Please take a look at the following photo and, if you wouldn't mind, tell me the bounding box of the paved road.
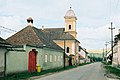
[34,62,106,80]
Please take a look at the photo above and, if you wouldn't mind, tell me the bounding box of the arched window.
[66,47,70,53]
[69,25,72,29]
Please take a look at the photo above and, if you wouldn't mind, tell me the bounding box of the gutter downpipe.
[4,50,9,78]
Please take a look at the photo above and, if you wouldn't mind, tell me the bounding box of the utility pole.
[63,39,65,69]
[109,22,115,64]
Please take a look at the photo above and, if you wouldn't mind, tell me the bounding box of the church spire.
[64,7,77,38]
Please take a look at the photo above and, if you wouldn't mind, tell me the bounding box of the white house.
[0,37,10,77]
[113,29,120,67]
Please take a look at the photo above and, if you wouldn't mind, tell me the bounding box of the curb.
[29,73,53,80]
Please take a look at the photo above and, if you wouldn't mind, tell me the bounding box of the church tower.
[64,6,77,38]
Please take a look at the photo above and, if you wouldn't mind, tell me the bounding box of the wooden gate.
[28,49,37,72]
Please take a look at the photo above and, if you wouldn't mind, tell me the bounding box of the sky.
[0,0,120,50]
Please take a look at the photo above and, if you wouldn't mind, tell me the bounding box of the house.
[0,37,10,76]
[40,7,80,66]
[78,47,89,63]
[113,29,120,67]
[6,18,64,74]
[5,6,81,74]
[78,54,85,63]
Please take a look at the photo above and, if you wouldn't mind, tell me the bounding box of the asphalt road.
[35,62,106,80]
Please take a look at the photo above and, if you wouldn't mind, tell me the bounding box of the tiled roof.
[0,37,8,44]
[6,26,63,50]
[78,54,85,59]
[33,27,63,50]
[0,37,10,47]
[40,28,76,40]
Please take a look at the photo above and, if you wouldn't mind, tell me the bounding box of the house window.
[58,56,60,61]
[54,55,57,61]
[66,47,70,53]
[45,55,47,62]
[61,56,63,59]
[69,25,72,29]
[50,55,52,62]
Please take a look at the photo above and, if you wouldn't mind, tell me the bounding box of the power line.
[0,26,17,32]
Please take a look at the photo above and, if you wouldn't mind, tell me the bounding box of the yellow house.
[41,7,80,66]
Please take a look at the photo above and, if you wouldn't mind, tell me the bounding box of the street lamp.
[108,22,115,64]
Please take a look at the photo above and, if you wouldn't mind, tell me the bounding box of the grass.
[102,62,120,77]
[102,61,111,65]
[104,66,120,77]
[0,62,91,80]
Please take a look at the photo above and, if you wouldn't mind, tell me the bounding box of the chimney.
[42,25,44,30]
[27,17,33,26]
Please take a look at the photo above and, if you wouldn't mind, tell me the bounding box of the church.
[41,7,81,66]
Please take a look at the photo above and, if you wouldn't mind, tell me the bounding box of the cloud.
[0,0,120,50]
[0,16,24,39]
[77,24,111,49]
[0,0,7,8]
[1,0,69,20]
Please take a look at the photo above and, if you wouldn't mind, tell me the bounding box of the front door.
[28,49,37,72]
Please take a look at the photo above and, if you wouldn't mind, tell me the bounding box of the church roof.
[40,28,80,42]
[64,8,77,19]
[6,26,63,50]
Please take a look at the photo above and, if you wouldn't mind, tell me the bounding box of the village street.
[34,62,106,80]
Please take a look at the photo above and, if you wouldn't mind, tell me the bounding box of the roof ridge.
[40,28,65,30]
[6,26,30,41]
[31,27,44,45]
[6,26,43,45]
